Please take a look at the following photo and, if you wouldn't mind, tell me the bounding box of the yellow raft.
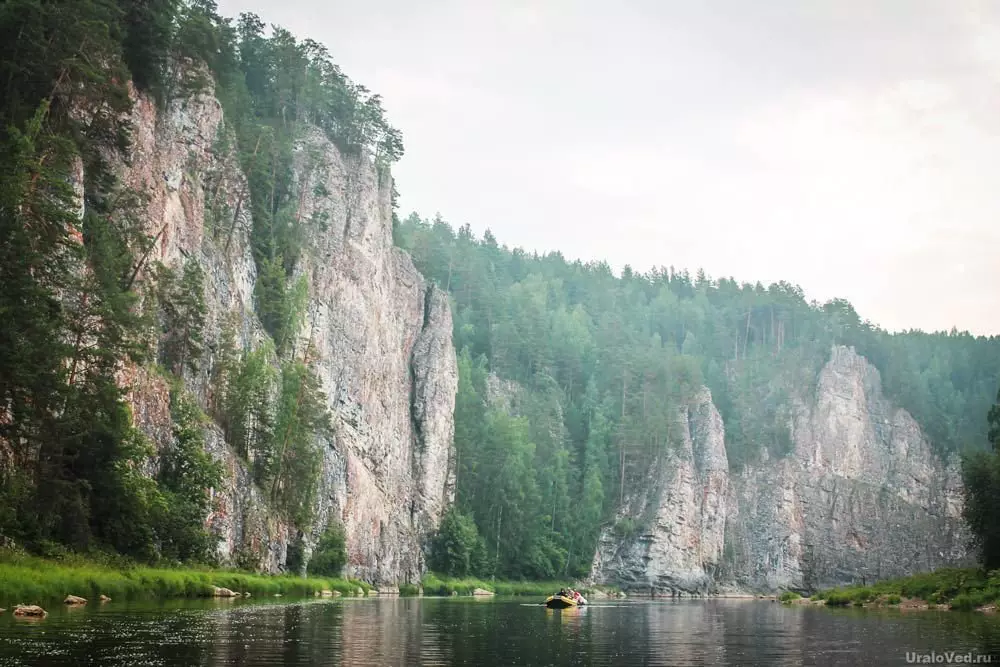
[544,595,579,609]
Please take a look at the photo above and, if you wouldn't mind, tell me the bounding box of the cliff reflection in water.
[3,597,1000,666]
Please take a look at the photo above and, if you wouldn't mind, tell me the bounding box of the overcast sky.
[218,0,1000,335]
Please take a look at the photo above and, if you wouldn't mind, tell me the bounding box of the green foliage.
[156,259,207,376]
[398,583,420,596]
[818,568,995,608]
[428,507,488,577]
[308,524,347,577]
[824,591,853,607]
[155,391,221,563]
[268,359,328,526]
[779,591,801,603]
[395,213,1000,579]
[963,387,1000,570]
[120,0,181,99]
[0,550,368,606]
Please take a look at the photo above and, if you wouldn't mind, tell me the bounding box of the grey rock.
[590,346,969,594]
[117,70,456,584]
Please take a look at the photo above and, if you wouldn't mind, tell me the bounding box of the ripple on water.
[2,598,1000,665]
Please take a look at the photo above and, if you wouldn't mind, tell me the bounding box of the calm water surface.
[1,596,999,666]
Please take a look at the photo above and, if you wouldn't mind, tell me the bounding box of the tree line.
[0,0,394,569]
[395,214,1000,580]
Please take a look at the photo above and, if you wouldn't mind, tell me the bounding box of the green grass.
[397,583,420,596]
[816,568,1000,611]
[0,551,370,607]
[418,574,582,597]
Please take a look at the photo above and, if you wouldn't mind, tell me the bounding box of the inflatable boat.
[544,594,578,608]
[544,593,587,608]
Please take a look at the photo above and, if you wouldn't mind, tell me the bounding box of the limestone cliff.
[120,77,457,582]
[589,346,968,594]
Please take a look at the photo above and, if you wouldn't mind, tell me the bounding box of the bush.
[824,591,852,607]
[779,591,801,603]
[887,594,901,605]
[427,508,488,577]
[308,525,347,577]
[398,583,420,596]
[950,593,977,611]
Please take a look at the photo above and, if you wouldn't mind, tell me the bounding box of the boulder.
[332,590,342,597]
[273,593,282,597]
[64,595,87,605]
[472,588,495,597]
[99,595,111,603]
[212,587,238,598]
[320,590,334,597]
[243,592,251,598]
[355,588,364,596]
[13,605,47,617]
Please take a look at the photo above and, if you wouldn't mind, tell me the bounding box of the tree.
[963,386,1000,570]
[428,507,487,577]
[308,524,347,577]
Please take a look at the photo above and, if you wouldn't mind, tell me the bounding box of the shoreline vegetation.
[0,552,372,608]
[0,552,618,608]
[782,568,1000,612]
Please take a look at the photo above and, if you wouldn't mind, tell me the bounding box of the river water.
[1,596,999,666]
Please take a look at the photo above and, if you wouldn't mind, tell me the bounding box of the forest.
[398,214,1000,579]
[0,0,391,568]
[0,0,997,583]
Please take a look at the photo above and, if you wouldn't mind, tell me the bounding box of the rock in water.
[320,590,334,597]
[99,595,111,603]
[212,587,238,598]
[63,595,87,605]
[472,588,495,596]
[13,605,47,617]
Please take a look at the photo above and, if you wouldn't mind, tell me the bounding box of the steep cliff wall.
[120,78,457,582]
[589,346,968,594]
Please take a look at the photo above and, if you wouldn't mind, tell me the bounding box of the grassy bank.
[806,568,999,611]
[0,552,371,607]
[412,574,597,597]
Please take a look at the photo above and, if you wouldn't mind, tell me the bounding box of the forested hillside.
[397,214,1000,580]
[0,0,399,565]
[1,0,996,585]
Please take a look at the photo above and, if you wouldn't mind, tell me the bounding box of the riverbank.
[402,574,621,598]
[0,552,371,608]
[788,568,1000,612]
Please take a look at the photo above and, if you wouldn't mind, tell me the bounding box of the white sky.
[218,0,1000,335]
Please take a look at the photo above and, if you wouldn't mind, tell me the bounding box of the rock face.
[589,346,969,594]
[120,75,456,583]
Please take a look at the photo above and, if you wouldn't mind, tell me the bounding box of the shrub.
[824,591,852,607]
[779,591,801,603]
[950,593,976,611]
[887,594,901,605]
[308,525,347,577]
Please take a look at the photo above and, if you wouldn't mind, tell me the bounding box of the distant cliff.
[121,75,457,583]
[589,345,969,594]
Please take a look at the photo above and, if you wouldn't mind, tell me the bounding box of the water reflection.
[2,597,1000,666]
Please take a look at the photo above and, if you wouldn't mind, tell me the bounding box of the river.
[2,596,999,666]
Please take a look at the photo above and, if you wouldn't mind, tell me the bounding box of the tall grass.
[417,573,582,597]
[816,568,1000,611]
[0,551,370,607]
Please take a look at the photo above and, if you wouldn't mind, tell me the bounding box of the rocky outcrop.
[120,73,456,583]
[589,346,969,594]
